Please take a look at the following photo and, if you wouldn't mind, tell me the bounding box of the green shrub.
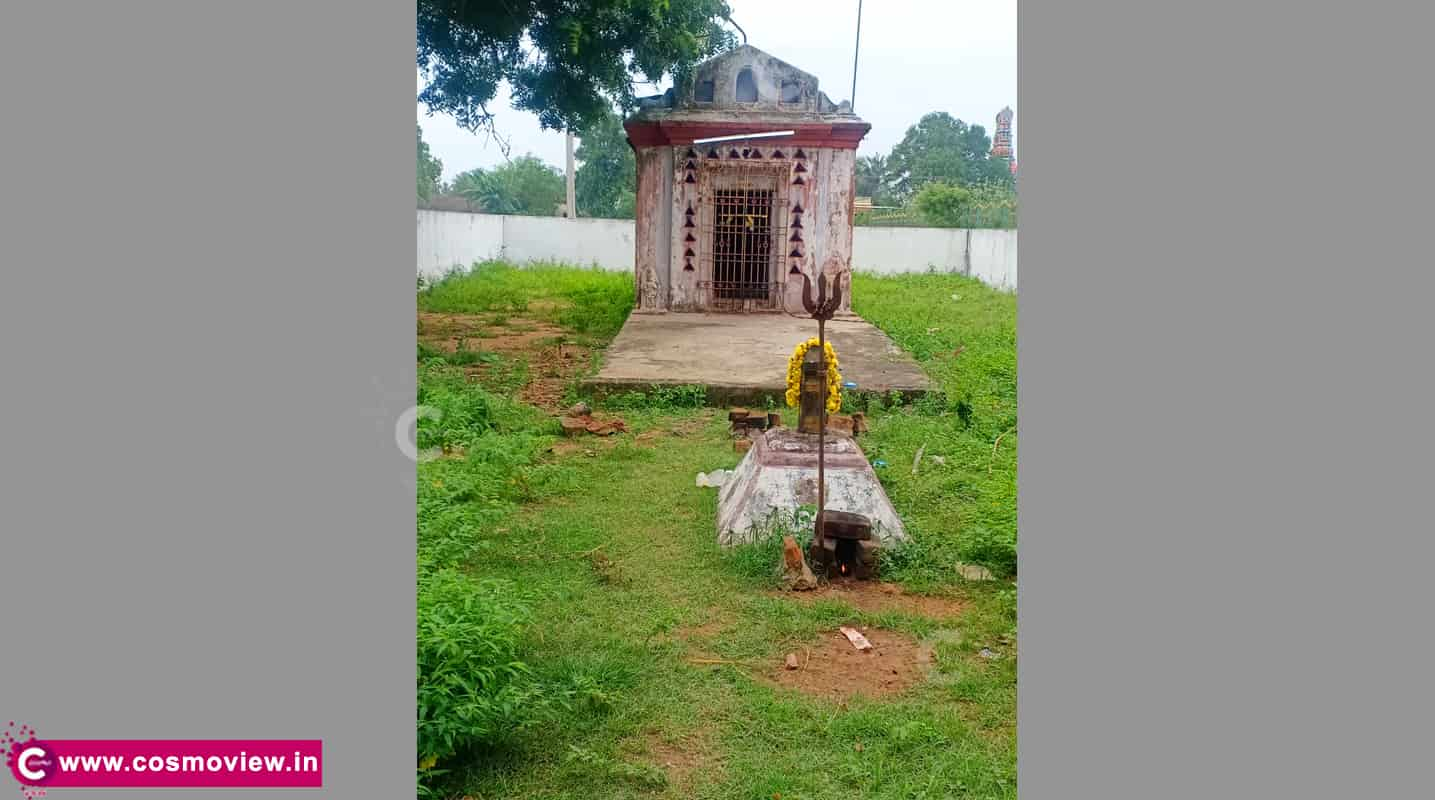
[914,182,974,227]
[416,362,547,453]
[417,571,537,774]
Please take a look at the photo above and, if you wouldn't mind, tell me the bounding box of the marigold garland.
[784,337,842,412]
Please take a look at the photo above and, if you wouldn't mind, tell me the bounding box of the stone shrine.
[624,44,870,315]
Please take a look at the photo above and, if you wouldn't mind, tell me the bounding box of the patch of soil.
[420,312,566,356]
[670,412,721,437]
[418,312,593,411]
[636,730,717,792]
[773,580,968,620]
[770,627,933,701]
[545,435,627,460]
[672,611,730,644]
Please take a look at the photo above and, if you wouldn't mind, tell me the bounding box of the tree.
[452,156,565,215]
[856,154,892,206]
[575,110,636,219]
[886,112,1012,203]
[417,125,443,202]
[417,0,738,142]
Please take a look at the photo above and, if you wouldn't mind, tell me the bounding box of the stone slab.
[584,312,932,404]
[716,428,908,546]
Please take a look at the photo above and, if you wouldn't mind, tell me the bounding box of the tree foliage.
[417,0,737,138]
[886,112,1013,204]
[575,110,636,219]
[417,125,444,201]
[452,156,565,216]
[913,181,1018,229]
[913,183,973,227]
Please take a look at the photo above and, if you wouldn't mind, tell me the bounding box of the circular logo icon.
[10,741,57,786]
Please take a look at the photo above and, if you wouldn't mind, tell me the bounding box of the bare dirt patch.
[419,312,565,356]
[769,627,933,702]
[634,729,718,793]
[673,610,731,644]
[773,580,968,620]
[418,311,593,411]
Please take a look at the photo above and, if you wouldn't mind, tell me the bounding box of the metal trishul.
[800,270,843,553]
[800,272,843,321]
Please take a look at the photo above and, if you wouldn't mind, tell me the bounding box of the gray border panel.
[1022,1,1434,797]
[1,2,415,797]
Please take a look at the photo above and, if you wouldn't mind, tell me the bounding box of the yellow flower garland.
[784,337,842,412]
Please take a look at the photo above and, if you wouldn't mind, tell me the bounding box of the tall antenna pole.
[565,130,577,218]
[850,0,863,109]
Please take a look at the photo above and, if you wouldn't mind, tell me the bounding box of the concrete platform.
[584,312,932,404]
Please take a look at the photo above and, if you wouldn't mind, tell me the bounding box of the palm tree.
[856,154,890,206]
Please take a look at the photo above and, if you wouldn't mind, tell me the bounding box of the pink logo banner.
[6,739,322,789]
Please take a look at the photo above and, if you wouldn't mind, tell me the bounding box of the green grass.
[417,262,1016,799]
[851,272,1017,582]
[420,260,634,339]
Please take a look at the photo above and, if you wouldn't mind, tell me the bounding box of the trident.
[800,271,843,552]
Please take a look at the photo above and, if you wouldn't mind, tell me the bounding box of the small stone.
[850,412,869,434]
[827,415,855,436]
[784,653,799,670]
[956,563,995,581]
[567,401,592,417]
[559,417,587,437]
[930,455,946,465]
[781,535,818,590]
[979,648,999,660]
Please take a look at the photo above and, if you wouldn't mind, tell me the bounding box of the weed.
[722,506,816,583]
[417,571,537,777]
[600,383,707,411]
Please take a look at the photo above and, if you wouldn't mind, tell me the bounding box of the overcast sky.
[417,0,1016,183]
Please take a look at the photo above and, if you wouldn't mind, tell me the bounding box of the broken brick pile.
[728,407,868,452]
[559,403,627,437]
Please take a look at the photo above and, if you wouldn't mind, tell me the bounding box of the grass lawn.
[417,262,1016,799]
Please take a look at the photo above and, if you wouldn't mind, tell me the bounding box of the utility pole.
[850,0,863,110]
[565,130,577,218]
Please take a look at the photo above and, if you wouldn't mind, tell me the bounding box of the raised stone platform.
[716,427,908,546]
[584,313,932,404]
